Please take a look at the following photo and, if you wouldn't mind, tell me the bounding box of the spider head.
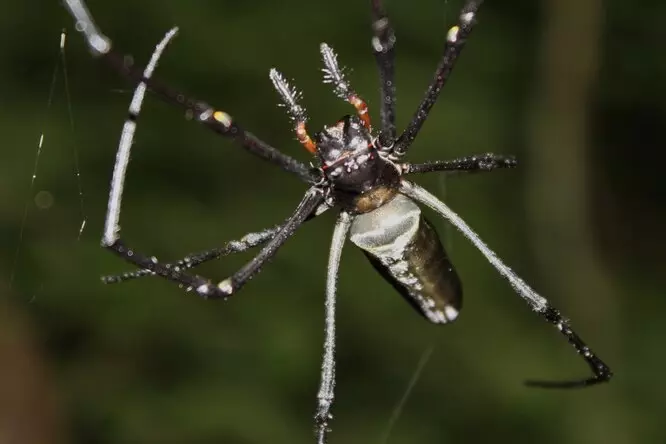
[314,115,379,187]
[316,114,374,167]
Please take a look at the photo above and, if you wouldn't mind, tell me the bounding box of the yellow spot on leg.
[213,111,232,128]
[447,25,460,43]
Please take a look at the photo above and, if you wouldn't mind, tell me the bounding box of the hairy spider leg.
[107,188,323,299]
[68,7,325,299]
[400,181,612,388]
[102,225,281,284]
[320,43,372,130]
[201,188,324,297]
[315,211,352,444]
[401,153,518,175]
[63,0,314,183]
[100,27,178,247]
[393,0,484,157]
[370,0,397,141]
[269,69,317,154]
[103,201,330,284]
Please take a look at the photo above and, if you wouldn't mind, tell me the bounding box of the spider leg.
[102,224,281,284]
[90,23,324,297]
[99,26,178,248]
[269,69,317,153]
[104,202,331,284]
[401,153,517,174]
[106,188,324,298]
[319,44,372,130]
[63,0,313,183]
[393,0,484,157]
[370,0,397,142]
[316,211,352,444]
[400,180,612,388]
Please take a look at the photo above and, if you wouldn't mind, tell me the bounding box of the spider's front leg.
[393,0,484,157]
[64,0,314,183]
[370,0,397,143]
[79,14,325,299]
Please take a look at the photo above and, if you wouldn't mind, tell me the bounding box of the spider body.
[350,193,463,323]
[63,0,612,441]
[317,116,395,197]
[311,112,462,323]
[316,118,399,209]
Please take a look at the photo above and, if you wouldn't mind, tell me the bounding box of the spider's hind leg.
[315,212,352,444]
[400,180,613,389]
[81,16,324,299]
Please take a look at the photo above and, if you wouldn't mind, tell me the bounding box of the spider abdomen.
[349,193,462,323]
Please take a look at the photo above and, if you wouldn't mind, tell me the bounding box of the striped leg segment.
[64,0,313,183]
[320,43,372,130]
[393,0,484,157]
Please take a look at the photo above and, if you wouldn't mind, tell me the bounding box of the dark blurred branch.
[526,0,617,322]
[0,297,63,444]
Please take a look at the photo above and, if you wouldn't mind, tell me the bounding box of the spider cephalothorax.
[315,115,372,168]
[315,115,401,210]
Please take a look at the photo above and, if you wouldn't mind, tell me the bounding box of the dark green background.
[2,0,664,443]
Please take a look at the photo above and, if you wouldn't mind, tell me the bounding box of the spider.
[65,0,612,442]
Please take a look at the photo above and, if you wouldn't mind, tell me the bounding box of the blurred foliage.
[1,0,665,443]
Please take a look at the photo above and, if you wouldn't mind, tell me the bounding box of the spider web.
[9,29,87,295]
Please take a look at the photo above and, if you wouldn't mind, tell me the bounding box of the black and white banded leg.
[102,201,331,284]
[102,224,281,284]
[86,19,325,299]
[96,25,178,245]
[393,0,484,157]
[64,0,314,183]
[269,69,319,154]
[106,188,323,299]
[400,180,612,387]
[401,153,517,174]
[315,211,352,444]
[319,44,372,131]
[371,0,397,143]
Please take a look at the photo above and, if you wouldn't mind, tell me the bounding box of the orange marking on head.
[349,94,371,129]
[296,121,317,154]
